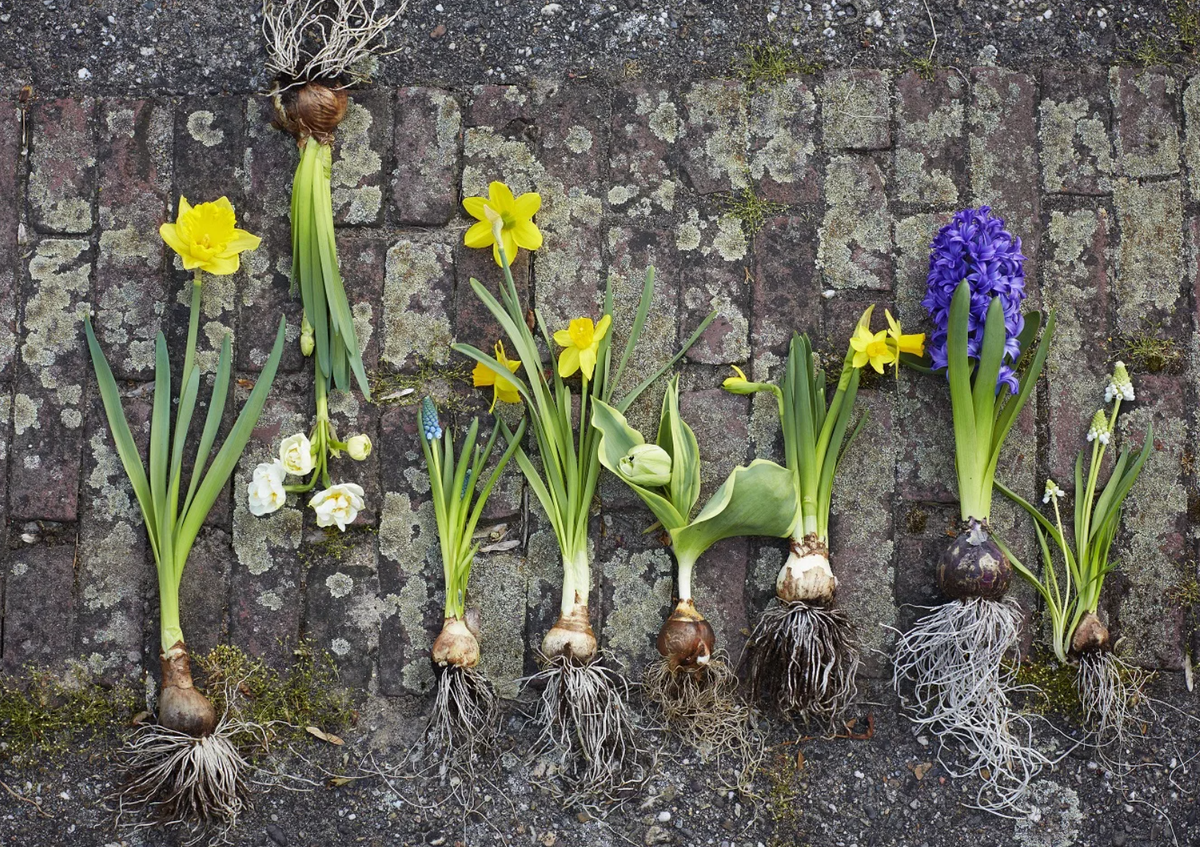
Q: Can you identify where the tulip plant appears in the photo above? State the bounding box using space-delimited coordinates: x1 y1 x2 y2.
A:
592 376 797 750
418 397 526 760
996 362 1152 747
87 197 285 833
892 206 1056 814
452 181 714 791
727 306 921 724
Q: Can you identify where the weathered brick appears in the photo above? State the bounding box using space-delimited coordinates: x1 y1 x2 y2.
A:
1184 76 1200 201
1112 178 1185 334
819 69 891 151
829 389 896 676
178 527 231 655
678 211 751 364
596 510 672 674
752 216 822 364
469 550 528 698
28 98 95 234
693 537 752 665
230 380 307 668
679 388 750 501
818 155 892 291
95 99 173 382
522 517 580 677
1043 209 1111 481
464 84 533 129
453 238 531 355
608 85 683 219
680 80 749 196
748 77 821 205
968 68 1041 293
892 503 960 626
336 235 386 382
381 238 455 373
0 101 19 383
392 87 460 226
3 543 77 672
1111 68 1180 178
11 239 92 522
331 89 391 226
534 83 610 187
77 390 152 682
305 562 380 689
176 97 247 206
1112 374 1189 669
893 70 965 205
1039 68 1116 195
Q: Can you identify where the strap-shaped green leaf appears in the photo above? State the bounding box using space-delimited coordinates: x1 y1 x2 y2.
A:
150 333 172 549
656 376 701 519
947 281 980 518
180 335 232 524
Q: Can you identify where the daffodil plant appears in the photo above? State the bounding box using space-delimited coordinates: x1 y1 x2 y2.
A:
727 306 921 720
88 197 284 827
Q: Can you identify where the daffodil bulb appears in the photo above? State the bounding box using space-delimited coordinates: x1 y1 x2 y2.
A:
618 443 672 487
279 433 315 476
346 434 372 461
309 483 366 531
248 461 287 516
776 537 837 604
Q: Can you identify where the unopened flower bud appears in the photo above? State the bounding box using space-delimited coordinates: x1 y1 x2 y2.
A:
421 397 442 441
1105 361 1134 404
1042 479 1066 504
1086 410 1111 445
618 443 672 487
300 315 315 357
346 434 372 461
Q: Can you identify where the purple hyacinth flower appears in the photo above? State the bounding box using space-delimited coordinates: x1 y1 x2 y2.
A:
922 206 1027 394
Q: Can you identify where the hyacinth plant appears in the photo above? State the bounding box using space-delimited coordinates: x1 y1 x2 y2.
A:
417 397 526 766
592 376 797 755
86 198 285 835
727 307 922 724
255 0 400 530
452 181 714 793
892 206 1057 814
996 363 1152 749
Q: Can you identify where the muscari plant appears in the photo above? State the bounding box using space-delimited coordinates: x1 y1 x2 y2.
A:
252 0 400 528
891 206 1056 814
452 181 715 792
727 306 923 724
85 198 286 834
996 362 1152 748
417 397 526 763
592 376 797 753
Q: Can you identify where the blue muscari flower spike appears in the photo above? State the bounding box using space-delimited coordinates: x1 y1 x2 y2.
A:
922 206 1027 395
421 397 442 441
461 468 472 498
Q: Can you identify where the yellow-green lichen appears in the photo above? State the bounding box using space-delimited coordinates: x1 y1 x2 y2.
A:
1112 178 1184 333
817 156 891 290
748 78 817 189
1039 97 1115 194
683 81 749 192
186 110 224 147
24 239 91 389
378 491 437 693
331 101 383 224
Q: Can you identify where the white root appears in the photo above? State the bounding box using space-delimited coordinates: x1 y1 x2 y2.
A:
892 597 1060 815
1077 650 1152 755
262 0 407 89
423 665 500 768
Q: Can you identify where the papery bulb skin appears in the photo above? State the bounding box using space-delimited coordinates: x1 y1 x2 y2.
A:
158 642 217 737
776 536 837 604
431 616 481 668
937 519 1011 600
278 82 349 145
656 599 716 671
541 601 598 662
1071 611 1111 655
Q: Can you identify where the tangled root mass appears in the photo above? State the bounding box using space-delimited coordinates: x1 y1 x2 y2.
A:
423 665 501 770
1076 650 1152 753
744 599 861 725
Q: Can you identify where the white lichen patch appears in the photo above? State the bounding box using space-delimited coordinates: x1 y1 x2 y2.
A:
326 572 355 599
749 78 817 188
1039 97 1115 194
895 93 963 203
379 491 437 693
382 240 453 369
24 239 91 389
819 70 891 149
1112 179 1184 332
105 107 136 137
1014 781 1084 847
563 124 593 154
683 81 749 192
60 407 82 429
186 110 225 147
99 226 157 267
331 102 383 224
471 551 527 699
817 156 891 290
330 637 352 657
13 393 41 436
604 548 672 669
258 590 284 611
1111 69 1179 179
1185 77 1200 200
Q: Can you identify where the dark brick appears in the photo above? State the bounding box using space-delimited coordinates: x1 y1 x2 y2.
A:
2 543 77 671
1039 67 1115 196
392 87 461 226
749 77 821 205
331 89 391 227
892 503 960 626
595 509 673 674
454 238 532 358
28 98 95 234
95 99 173 382
819 69 891 151
464 84 533 129
336 235 387 382
535 83 611 187
1111 68 1180 178
680 80 748 196
894 70 966 205
175 97 246 206
752 216 822 365
305 563 379 689
680 216 751 365
11 239 93 522
693 537 752 664
679 388 750 503
0 100 19 383
608 85 682 219
178 526 231 656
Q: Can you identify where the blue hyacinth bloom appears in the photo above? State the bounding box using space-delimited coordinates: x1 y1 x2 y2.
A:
421 397 442 441
923 206 1027 394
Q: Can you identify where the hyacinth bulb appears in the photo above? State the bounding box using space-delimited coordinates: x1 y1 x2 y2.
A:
656 599 716 670
937 520 1011 600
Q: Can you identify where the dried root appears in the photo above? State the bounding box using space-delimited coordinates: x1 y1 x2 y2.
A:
893 597 1057 815
1077 650 1152 752
423 665 501 769
525 654 646 800
744 599 861 725
262 0 406 89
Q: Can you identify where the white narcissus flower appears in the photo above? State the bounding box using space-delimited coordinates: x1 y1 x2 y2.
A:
248 460 287 516
279 432 315 476
346 434 372 461
309 483 366 531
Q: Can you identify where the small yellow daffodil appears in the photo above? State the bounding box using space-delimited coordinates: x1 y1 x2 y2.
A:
723 365 750 391
849 323 894 374
884 309 925 372
553 314 611 381
472 341 522 411
159 196 261 275
463 181 543 267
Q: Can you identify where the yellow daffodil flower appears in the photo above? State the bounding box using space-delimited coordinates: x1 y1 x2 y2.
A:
159 196 261 275
723 365 750 391
849 323 894 374
472 341 522 411
553 314 611 381
885 309 925 372
463 181 543 267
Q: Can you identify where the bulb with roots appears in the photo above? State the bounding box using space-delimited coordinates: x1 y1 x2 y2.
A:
937 518 1011 600
744 536 861 723
424 609 500 772
274 82 349 144
656 599 716 670
1068 611 1150 753
540 601 599 663
432 612 482 669
158 642 217 737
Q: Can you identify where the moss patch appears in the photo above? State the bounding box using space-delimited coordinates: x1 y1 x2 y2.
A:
765 745 805 841
1111 322 1184 374
368 357 474 409
722 185 788 237
298 524 378 569
1009 652 1082 718
734 44 820 91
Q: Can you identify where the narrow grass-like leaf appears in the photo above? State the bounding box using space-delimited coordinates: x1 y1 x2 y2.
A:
180 335 231 523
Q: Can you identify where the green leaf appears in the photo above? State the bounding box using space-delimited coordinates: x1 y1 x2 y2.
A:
971 296 1006 439
150 333 171 540
947 281 980 518
614 307 717 413
1089 422 1153 542
672 460 798 564
180 335 231 522
591 398 687 530
656 376 701 519
610 267 655 397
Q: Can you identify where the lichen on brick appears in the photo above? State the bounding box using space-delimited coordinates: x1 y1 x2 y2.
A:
683 81 749 193
1112 178 1184 332
749 78 816 188
603 547 672 669
24 239 91 389
817 156 891 290
1039 97 1115 194
378 491 437 693
186 110 225 147
331 101 383 224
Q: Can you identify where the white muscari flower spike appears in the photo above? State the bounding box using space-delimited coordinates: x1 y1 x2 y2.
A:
1087 409 1111 445
1042 479 1066 504
1105 360 1134 404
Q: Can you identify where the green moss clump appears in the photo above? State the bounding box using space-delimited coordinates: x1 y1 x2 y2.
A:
0 666 138 765
1010 652 1082 718
368 356 474 409
765 747 805 840
735 44 821 91
197 643 355 740
724 186 788 238
906 508 928 535
1112 324 1182 374
1171 1 1200 55
299 523 378 568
